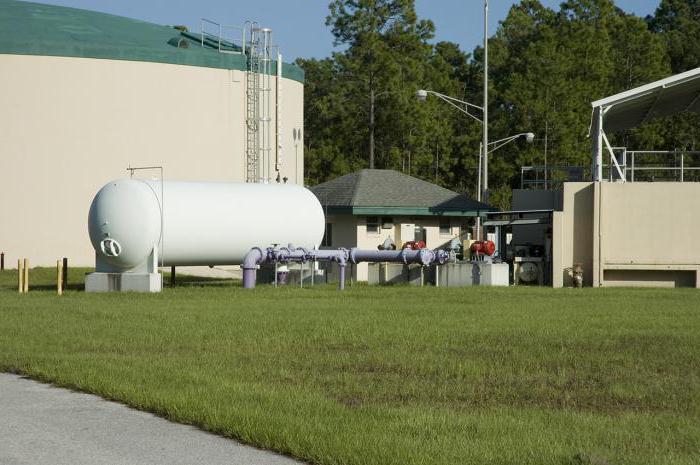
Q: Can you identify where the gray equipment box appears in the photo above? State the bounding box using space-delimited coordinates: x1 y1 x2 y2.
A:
434 262 474 287
472 262 510 286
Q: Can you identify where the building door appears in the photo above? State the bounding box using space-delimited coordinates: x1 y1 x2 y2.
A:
414 226 427 244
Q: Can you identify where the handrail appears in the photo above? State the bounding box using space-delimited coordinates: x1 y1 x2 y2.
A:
200 18 245 55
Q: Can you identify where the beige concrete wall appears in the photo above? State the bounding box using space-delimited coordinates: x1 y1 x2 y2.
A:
551 211 565 288
551 183 596 288
552 182 700 288
356 216 397 282
0 54 303 267
593 182 700 287
324 214 357 249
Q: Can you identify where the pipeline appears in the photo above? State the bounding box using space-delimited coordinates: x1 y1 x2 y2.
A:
241 245 451 290
348 248 448 267
242 245 348 290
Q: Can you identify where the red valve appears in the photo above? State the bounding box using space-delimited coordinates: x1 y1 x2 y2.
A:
470 240 496 256
402 240 426 250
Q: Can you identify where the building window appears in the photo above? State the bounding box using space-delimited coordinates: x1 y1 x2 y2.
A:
439 219 451 235
366 216 379 234
322 223 333 247
414 226 427 243
381 217 393 229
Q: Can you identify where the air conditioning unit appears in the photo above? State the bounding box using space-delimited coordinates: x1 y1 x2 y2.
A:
514 257 544 285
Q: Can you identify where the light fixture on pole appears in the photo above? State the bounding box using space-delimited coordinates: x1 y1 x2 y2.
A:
416 90 534 226
415 89 485 237
415 89 484 124
416 89 484 236
477 132 536 198
486 133 536 153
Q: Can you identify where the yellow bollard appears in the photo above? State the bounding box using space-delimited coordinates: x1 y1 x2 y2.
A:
62 257 68 290
23 258 29 293
57 259 63 296
18 259 24 293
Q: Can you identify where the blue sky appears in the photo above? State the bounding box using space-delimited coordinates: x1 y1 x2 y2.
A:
37 0 663 61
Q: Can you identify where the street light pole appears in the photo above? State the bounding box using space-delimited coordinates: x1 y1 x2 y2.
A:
477 142 483 203
482 0 489 207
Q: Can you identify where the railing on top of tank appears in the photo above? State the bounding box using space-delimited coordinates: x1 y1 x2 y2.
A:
199 19 246 55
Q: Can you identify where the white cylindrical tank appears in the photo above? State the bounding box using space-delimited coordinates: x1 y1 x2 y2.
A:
88 179 325 271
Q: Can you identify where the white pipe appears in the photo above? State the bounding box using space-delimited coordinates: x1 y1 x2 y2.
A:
276 52 282 174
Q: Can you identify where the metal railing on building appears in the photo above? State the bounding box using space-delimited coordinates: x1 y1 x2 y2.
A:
521 150 700 188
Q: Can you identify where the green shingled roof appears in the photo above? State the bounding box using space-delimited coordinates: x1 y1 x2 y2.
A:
0 0 304 83
310 169 493 217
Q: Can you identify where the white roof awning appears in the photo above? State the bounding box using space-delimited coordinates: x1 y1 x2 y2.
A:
591 67 700 133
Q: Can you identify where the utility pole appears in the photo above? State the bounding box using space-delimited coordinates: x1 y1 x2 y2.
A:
544 119 549 190
369 89 375 169
475 0 489 241
482 0 489 204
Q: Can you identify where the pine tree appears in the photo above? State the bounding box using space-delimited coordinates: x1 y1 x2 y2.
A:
299 0 700 205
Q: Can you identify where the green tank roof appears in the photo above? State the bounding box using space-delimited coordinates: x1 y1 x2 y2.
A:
0 0 304 83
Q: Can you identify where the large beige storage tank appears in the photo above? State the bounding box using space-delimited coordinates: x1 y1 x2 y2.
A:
0 0 305 268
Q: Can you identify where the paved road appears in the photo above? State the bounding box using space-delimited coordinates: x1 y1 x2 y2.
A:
0 373 301 465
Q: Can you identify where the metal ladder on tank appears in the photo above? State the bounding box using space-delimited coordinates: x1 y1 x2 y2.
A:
199 20 273 184
245 22 262 183
258 28 274 184
245 25 276 183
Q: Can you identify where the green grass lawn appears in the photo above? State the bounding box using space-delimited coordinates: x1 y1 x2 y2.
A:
1 268 699 465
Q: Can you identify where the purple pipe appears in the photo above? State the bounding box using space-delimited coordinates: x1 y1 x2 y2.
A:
242 245 349 290
241 247 267 289
338 264 346 290
309 248 348 290
349 248 449 266
241 245 450 290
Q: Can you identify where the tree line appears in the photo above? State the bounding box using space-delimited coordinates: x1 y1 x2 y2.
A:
296 0 700 208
